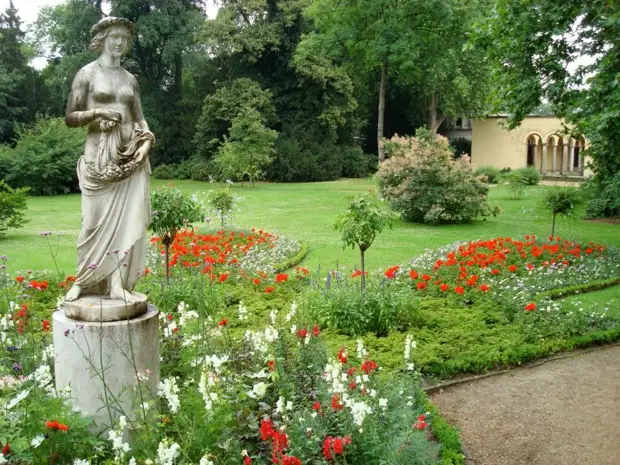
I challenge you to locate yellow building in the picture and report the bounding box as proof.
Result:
[471,116,590,178]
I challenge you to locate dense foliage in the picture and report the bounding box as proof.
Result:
[543,188,582,237]
[377,129,499,224]
[0,180,28,238]
[473,166,502,184]
[0,118,83,195]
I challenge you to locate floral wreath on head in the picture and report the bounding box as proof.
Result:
[90,17,134,37]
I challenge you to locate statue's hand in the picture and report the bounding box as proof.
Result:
[134,142,151,165]
[97,109,122,122]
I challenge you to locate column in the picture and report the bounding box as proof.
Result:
[569,144,575,172]
[541,144,547,174]
[552,143,557,173]
[562,143,568,174]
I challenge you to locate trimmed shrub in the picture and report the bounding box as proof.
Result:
[474,165,502,184]
[341,146,377,178]
[152,164,177,180]
[514,166,542,185]
[377,128,500,224]
[504,171,528,199]
[585,173,620,218]
[543,187,583,236]
[0,118,83,195]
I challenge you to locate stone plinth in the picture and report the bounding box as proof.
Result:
[64,292,148,322]
[53,304,159,432]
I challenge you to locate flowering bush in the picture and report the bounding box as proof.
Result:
[377,128,500,224]
[0,270,454,465]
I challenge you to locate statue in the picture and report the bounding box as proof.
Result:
[64,17,153,315]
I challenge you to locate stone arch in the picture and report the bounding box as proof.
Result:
[524,133,543,170]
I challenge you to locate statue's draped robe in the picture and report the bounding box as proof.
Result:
[66,61,154,295]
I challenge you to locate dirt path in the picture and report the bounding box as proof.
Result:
[430,345,620,465]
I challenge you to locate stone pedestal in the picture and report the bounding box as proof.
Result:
[53,304,159,432]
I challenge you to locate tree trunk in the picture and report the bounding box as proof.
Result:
[377,56,388,162]
[428,94,446,134]
[164,240,170,284]
[360,248,366,293]
[551,213,556,238]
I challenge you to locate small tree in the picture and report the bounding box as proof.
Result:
[208,188,235,227]
[504,171,528,200]
[0,180,28,238]
[149,186,202,282]
[215,109,278,187]
[334,193,392,292]
[544,188,582,237]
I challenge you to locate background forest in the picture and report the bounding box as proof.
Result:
[0,0,619,217]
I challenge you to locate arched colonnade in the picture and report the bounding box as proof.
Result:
[525,133,586,176]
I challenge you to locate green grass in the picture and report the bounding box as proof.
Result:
[1,178,619,276]
[561,284,620,310]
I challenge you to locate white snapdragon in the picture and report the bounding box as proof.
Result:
[264,326,279,342]
[269,309,278,325]
[199,455,215,465]
[238,301,248,321]
[285,301,297,322]
[6,389,29,409]
[73,459,89,465]
[356,339,368,359]
[378,398,388,410]
[404,335,416,361]
[108,418,130,461]
[156,439,181,465]
[30,435,45,448]
[158,377,180,413]
[247,382,268,399]
[350,400,372,428]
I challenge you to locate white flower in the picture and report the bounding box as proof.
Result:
[200,455,214,465]
[157,439,181,465]
[350,400,372,427]
[247,382,268,399]
[74,459,89,465]
[378,398,388,410]
[6,389,29,409]
[356,339,368,359]
[269,309,278,325]
[238,301,248,321]
[129,458,136,465]
[285,302,297,321]
[276,396,285,414]
[158,377,180,413]
[30,434,45,448]
[286,401,294,411]
[404,334,416,361]
[264,326,279,342]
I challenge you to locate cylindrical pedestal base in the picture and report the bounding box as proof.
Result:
[53,305,160,432]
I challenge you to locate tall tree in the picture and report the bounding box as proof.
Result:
[485,0,620,183]
[302,0,454,160]
[0,1,32,143]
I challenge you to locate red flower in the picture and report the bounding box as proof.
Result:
[218,318,229,327]
[361,360,378,374]
[349,381,357,390]
[166,313,173,321]
[454,286,464,295]
[421,274,431,281]
[384,265,400,279]
[218,272,229,283]
[479,284,490,292]
[440,283,450,292]
[323,437,333,460]
[260,418,274,440]
[253,278,261,285]
[408,270,419,280]
[297,328,308,338]
[337,348,347,364]
[312,402,321,411]
[508,264,518,272]
[267,360,276,371]
[41,319,51,332]
[15,276,24,283]
[244,456,252,465]
[282,456,302,465]
[264,286,276,294]
[351,269,362,278]
[491,269,500,275]
[333,437,345,454]
[416,281,427,290]
[46,420,69,431]
[2,443,9,456]
[331,394,343,411]
[346,367,356,376]
[524,302,536,312]
[275,273,289,283]
[312,325,321,337]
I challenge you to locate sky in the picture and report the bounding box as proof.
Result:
[0,0,219,25]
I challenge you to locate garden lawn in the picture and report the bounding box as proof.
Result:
[1,178,618,276]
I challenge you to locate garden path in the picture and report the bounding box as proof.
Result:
[430,345,620,465]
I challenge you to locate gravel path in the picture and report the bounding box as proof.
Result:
[430,345,620,465]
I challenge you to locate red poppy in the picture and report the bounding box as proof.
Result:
[409,270,419,280]
[479,284,490,292]
[491,269,500,275]
[218,318,229,327]
[218,272,229,283]
[351,269,362,278]
[508,264,518,272]
[264,286,276,294]
[421,274,431,281]
[312,325,320,337]
[15,276,24,283]
[312,402,321,411]
[361,360,378,374]
[524,302,536,312]
[440,283,450,292]
[297,328,308,339]
[166,313,173,321]
[252,278,261,285]
[1,443,9,456]
[384,265,399,279]
[416,281,427,290]
[267,360,275,371]
[454,286,464,295]
[275,273,289,283]
[42,320,51,332]
[243,457,252,465]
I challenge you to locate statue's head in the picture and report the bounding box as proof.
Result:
[89,17,133,57]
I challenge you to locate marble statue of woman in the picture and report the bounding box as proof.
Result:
[64,17,153,307]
